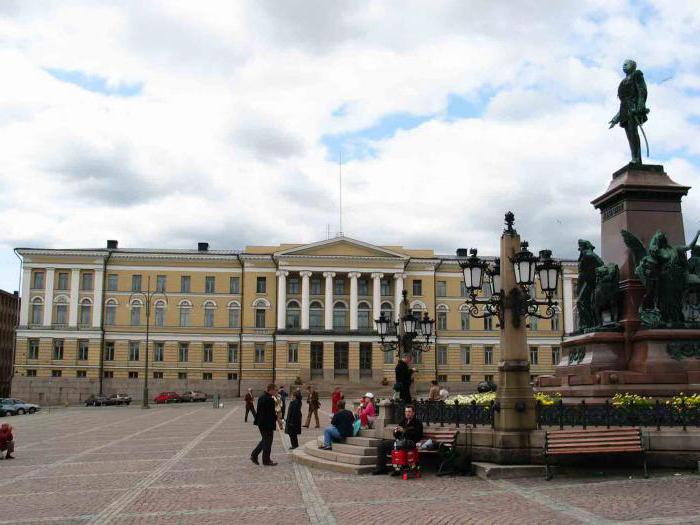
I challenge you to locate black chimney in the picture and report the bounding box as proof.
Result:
[198,242,209,252]
[107,240,118,249]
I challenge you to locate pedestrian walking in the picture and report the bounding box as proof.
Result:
[274,391,284,430]
[0,423,14,460]
[244,388,256,422]
[303,385,320,428]
[331,386,343,414]
[279,385,288,418]
[251,383,279,466]
[285,389,303,449]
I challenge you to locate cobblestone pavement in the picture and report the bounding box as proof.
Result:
[1,401,699,524]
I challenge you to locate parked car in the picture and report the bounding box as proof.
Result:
[0,402,18,416]
[85,395,115,407]
[1,398,41,415]
[477,380,497,393]
[109,393,132,405]
[181,391,208,402]
[154,391,182,404]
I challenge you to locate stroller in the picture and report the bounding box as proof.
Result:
[390,431,421,480]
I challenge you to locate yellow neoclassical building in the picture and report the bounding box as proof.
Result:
[12,237,577,403]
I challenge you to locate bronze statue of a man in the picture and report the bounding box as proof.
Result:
[608,59,649,164]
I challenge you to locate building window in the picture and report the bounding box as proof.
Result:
[228,304,241,328]
[228,343,238,363]
[131,274,142,292]
[437,345,448,366]
[53,339,64,360]
[255,308,266,328]
[57,272,69,290]
[181,275,191,293]
[32,271,45,289]
[205,276,215,294]
[76,370,87,378]
[204,304,215,327]
[103,370,114,378]
[153,371,163,379]
[79,300,91,325]
[287,277,299,294]
[229,276,240,294]
[203,372,212,380]
[203,343,213,363]
[437,374,447,382]
[107,274,118,291]
[530,346,539,365]
[156,275,167,292]
[461,374,471,382]
[154,342,164,362]
[381,302,393,330]
[256,277,266,294]
[228,373,238,380]
[334,279,345,295]
[333,302,347,329]
[105,301,117,325]
[26,369,37,377]
[552,346,561,365]
[78,340,89,361]
[129,341,140,361]
[358,279,369,296]
[81,272,93,291]
[28,339,39,360]
[310,278,322,295]
[178,372,187,380]
[52,370,62,377]
[529,316,538,331]
[104,342,114,361]
[286,300,301,329]
[437,281,447,297]
[54,301,68,325]
[412,280,422,296]
[461,345,470,365]
[358,302,371,330]
[484,374,494,382]
[552,312,560,331]
[380,279,390,296]
[460,311,470,330]
[130,304,141,326]
[310,301,323,329]
[460,281,467,297]
[484,346,493,365]
[414,351,423,365]
[384,350,393,364]
[178,343,189,362]
[30,300,43,325]
[484,316,493,331]
[288,342,298,363]
[437,311,447,330]
[179,303,191,327]
[255,343,265,363]
[155,302,165,327]
[128,371,139,379]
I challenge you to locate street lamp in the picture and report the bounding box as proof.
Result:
[129,276,167,409]
[376,290,435,358]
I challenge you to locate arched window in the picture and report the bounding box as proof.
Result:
[309,300,323,329]
[105,298,118,326]
[54,295,69,325]
[178,300,192,327]
[358,301,371,330]
[437,304,449,331]
[30,297,43,325]
[286,300,301,329]
[154,299,166,327]
[227,300,241,328]
[130,298,143,326]
[79,298,92,326]
[252,298,269,328]
[459,304,471,330]
[411,300,426,319]
[333,301,347,330]
[203,300,217,328]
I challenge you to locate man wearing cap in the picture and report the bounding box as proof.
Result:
[357,393,376,428]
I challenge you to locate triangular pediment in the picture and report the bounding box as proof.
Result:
[275,237,407,259]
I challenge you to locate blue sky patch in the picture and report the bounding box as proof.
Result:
[46,68,142,97]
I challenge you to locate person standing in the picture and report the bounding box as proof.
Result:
[273,391,284,430]
[331,386,343,414]
[251,384,278,466]
[279,385,288,419]
[285,389,303,449]
[395,354,414,404]
[428,380,441,401]
[303,385,320,428]
[0,423,14,460]
[244,388,256,423]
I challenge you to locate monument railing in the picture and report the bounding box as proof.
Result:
[390,399,495,428]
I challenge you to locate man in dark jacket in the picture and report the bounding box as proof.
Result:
[279,385,288,419]
[320,400,355,450]
[372,405,424,475]
[244,388,256,423]
[285,389,303,449]
[395,354,414,403]
[251,384,278,466]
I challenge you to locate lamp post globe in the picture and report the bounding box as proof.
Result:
[511,241,537,287]
[537,249,561,294]
[488,257,502,297]
[458,248,486,293]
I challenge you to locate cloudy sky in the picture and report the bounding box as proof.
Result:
[1,0,699,291]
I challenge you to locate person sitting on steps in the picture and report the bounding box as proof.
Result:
[319,399,355,450]
[372,404,423,475]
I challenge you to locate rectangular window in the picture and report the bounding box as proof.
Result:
[228,373,238,380]
[461,311,470,330]
[57,272,69,290]
[461,345,471,365]
[229,276,240,294]
[461,374,471,383]
[437,374,447,382]
[484,374,494,382]
[552,346,561,365]
[203,343,213,363]
[529,316,538,331]
[204,308,214,327]
[28,339,39,360]
[32,271,45,289]
[156,275,167,292]
[131,274,142,292]
[437,281,447,297]
[107,274,118,291]
[412,280,422,296]
[78,340,89,361]
[414,351,422,365]
[310,278,321,295]
[529,346,539,365]
[52,370,62,377]
[228,343,238,363]
[381,279,390,296]
[154,305,164,327]
[131,305,141,326]
[178,372,187,380]
[358,309,371,329]
[384,350,393,364]
[205,276,215,294]
[76,370,87,378]
[81,272,93,291]
[437,311,448,330]
[437,345,448,366]
[484,316,493,331]
[26,369,37,377]
[31,303,42,324]
[484,345,493,365]
[178,342,189,362]
[53,339,64,360]
[129,341,140,361]
[460,281,467,297]
[287,277,299,294]
[551,313,560,331]
[358,279,369,296]
[256,277,266,294]
[153,371,163,379]
[255,308,266,328]
[228,308,240,328]
[55,304,67,325]
[103,370,114,378]
[128,371,139,379]
[104,342,114,361]
[334,279,345,295]
[154,342,164,362]
[255,343,265,363]
[203,372,212,380]
[179,307,190,327]
[288,342,298,363]
[79,302,91,325]
[181,275,191,293]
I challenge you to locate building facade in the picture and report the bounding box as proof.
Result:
[0,290,19,397]
[12,237,576,403]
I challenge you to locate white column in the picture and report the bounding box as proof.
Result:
[349,272,361,330]
[276,270,289,330]
[563,275,575,333]
[371,273,383,329]
[300,271,312,330]
[93,268,104,328]
[69,268,80,327]
[393,273,405,321]
[19,267,31,325]
[323,272,335,330]
[43,268,55,326]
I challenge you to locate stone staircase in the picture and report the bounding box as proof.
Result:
[291,429,383,474]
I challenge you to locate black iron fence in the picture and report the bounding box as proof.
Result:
[389,399,700,431]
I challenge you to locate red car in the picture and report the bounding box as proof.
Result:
[154,391,182,404]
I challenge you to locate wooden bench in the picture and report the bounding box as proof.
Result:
[544,427,648,480]
[418,427,460,476]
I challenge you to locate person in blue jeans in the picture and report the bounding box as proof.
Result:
[320,399,355,450]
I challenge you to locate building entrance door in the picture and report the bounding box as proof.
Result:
[360,343,372,378]
[310,342,323,378]
[334,342,348,378]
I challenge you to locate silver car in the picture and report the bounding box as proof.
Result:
[1,398,40,415]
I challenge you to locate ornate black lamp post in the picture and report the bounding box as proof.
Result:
[129,276,167,409]
[375,290,435,358]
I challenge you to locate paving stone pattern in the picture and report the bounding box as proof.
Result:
[1,401,699,524]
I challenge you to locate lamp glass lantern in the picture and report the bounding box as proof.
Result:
[421,313,434,338]
[402,312,417,335]
[512,242,537,287]
[458,248,486,292]
[537,249,561,294]
[376,312,389,336]
[488,257,502,296]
